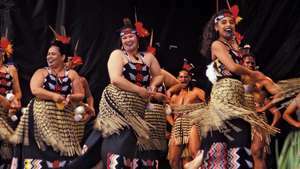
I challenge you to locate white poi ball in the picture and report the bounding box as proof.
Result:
[74,114,83,122]
[21,108,28,114]
[74,106,85,115]
[11,115,18,121]
[6,93,15,101]
[165,104,172,115]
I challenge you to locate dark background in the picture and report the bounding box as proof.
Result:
[1,0,299,168]
[1,0,299,105]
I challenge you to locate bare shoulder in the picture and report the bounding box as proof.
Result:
[109,49,126,63]
[211,40,226,51]
[141,52,155,64]
[80,76,89,85]
[110,49,124,56]
[68,69,80,79]
[34,68,48,76]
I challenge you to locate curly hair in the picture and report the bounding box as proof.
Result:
[200,9,232,58]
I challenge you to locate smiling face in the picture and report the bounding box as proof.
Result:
[121,32,139,53]
[46,46,65,68]
[215,15,236,40]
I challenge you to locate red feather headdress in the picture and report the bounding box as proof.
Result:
[49,25,71,44]
[0,28,13,57]
[0,37,13,57]
[68,40,83,68]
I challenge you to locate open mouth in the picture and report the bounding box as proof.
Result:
[224,27,233,33]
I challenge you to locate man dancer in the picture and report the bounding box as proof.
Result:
[167,67,206,169]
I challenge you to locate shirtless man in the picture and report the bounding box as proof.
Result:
[167,69,205,169]
[241,54,281,169]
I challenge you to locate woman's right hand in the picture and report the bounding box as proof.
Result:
[52,93,65,103]
[137,86,150,99]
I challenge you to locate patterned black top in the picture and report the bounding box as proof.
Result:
[122,51,150,87]
[43,67,72,97]
[0,65,13,96]
[214,40,242,80]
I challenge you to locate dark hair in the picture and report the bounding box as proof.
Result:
[178,69,191,77]
[242,53,256,60]
[200,9,232,58]
[49,40,72,57]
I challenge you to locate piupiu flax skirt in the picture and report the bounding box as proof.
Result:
[190,78,278,169]
[244,92,271,152]
[0,106,14,164]
[10,99,85,169]
[95,85,157,169]
[270,77,300,110]
[169,103,206,158]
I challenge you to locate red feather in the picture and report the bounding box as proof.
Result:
[234,31,244,45]
[71,55,83,65]
[0,37,9,49]
[135,21,149,38]
[231,5,240,18]
[0,37,13,56]
[147,46,156,55]
[56,34,71,44]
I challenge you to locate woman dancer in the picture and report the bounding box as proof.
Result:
[10,39,85,168]
[189,9,278,169]
[93,18,163,168]
[0,37,22,168]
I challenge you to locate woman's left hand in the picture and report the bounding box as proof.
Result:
[10,98,21,110]
[152,92,169,103]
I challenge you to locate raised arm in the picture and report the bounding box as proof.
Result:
[161,69,180,88]
[258,77,282,95]
[282,100,300,128]
[166,83,184,97]
[195,88,206,102]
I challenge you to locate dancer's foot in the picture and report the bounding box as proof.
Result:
[184,150,204,169]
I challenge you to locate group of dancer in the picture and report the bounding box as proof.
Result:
[0,7,300,169]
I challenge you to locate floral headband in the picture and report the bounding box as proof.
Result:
[214,12,234,23]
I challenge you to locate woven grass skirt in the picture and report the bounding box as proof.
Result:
[270,77,300,110]
[96,85,159,169]
[0,106,14,161]
[191,78,278,139]
[9,98,85,169]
